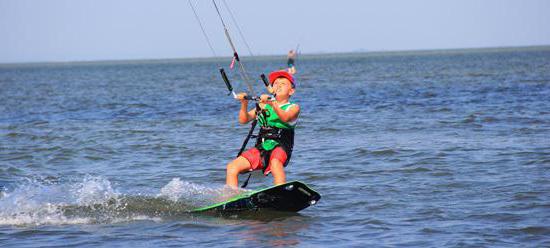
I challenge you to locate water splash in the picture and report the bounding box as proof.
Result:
[0,176,112,226]
[73,175,118,206]
[158,177,247,206]
[0,176,234,226]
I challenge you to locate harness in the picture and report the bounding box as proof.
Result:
[253,126,295,173]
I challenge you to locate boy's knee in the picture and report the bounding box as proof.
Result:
[269,159,286,185]
[226,162,238,174]
[269,159,285,176]
[270,158,283,168]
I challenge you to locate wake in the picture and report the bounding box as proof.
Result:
[0,176,242,226]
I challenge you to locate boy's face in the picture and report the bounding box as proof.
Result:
[272,78,295,97]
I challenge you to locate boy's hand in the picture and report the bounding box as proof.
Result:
[236,92,248,103]
[259,94,273,105]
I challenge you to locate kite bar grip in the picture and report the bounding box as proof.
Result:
[220,68,233,95]
[260,73,274,94]
[260,74,269,87]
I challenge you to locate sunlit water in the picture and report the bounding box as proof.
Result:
[1,47,549,247]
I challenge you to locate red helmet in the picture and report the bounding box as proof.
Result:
[268,70,295,87]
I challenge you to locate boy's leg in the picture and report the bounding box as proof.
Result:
[267,147,288,185]
[226,156,251,188]
[266,146,288,185]
[269,158,286,185]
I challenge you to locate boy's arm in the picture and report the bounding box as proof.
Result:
[237,93,256,124]
[267,101,300,123]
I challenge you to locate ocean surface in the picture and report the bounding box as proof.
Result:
[1,47,549,247]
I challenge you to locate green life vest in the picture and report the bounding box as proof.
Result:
[257,102,297,151]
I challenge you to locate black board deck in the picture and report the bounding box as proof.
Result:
[192,181,321,213]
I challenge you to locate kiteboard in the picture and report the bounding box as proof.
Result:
[192,181,321,213]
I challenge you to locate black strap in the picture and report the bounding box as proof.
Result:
[237,119,256,157]
[241,173,252,188]
[240,103,264,188]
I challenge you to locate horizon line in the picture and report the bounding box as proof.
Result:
[1,44,549,67]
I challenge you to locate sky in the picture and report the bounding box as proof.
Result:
[1,0,549,63]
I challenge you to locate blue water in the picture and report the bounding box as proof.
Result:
[1,47,549,247]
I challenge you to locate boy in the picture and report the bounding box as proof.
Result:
[226,70,300,188]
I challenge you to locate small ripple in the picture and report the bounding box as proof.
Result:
[5,132,37,139]
[430,171,454,177]
[127,103,152,108]
[356,218,391,230]
[466,72,492,77]
[513,191,543,201]
[481,116,498,123]
[2,153,34,162]
[402,167,431,173]
[166,222,217,230]
[462,114,478,123]
[503,226,550,236]
[420,227,447,234]
[367,166,432,175]
[370,148,398,156]
[428,107,452,112]
[312,126,340,132]
[10,229,69,237]
[367,202,404,211]
[83,155,106,161]
[466,212,523,222]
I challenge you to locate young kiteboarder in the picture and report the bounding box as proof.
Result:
[226,70,300,188]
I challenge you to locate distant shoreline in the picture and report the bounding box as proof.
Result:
[1,44,549,67]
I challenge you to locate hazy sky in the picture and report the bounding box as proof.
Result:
[1,0,549,63]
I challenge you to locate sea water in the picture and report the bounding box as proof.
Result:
[1,47,549,247]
